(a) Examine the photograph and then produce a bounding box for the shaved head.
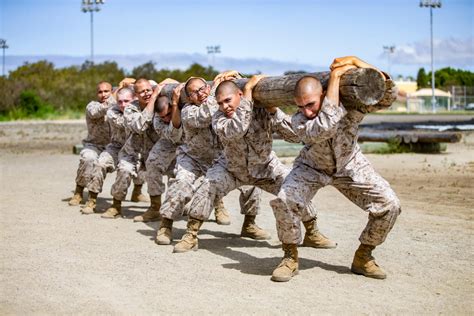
[155,95,170,114]
[215,80,241,98]
[133,78,151,93]
[185,77,207,96]
[96,81,112,103]
[294,76,323,98]
[116,87,134,98]
[293,76,324,119]
[97,81,112,91]
[215,80,243,118]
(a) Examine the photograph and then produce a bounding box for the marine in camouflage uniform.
[156,77,264,246]
[68,82,113,214]
[270,56,401,282]
[173,76,333,253]
[90,88,150,219]
[114,97,160,220]
[108,79,179,222]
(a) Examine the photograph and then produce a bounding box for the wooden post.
[158,68,396,112]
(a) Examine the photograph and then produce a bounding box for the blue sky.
[0,0,473,76]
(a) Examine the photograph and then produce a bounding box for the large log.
[158,68,395,112]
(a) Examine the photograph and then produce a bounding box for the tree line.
[0,60,219,120]
[416,67,474,90]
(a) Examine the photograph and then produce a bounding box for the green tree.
[131,61,158,79]
[416,68,429,88]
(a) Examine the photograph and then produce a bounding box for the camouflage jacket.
[212,97,299,180]
[292,96,365,175]
[180,95,221,164]
[152,114,183,145]
[82,96,115,147]
[106,104,128,149]
[122,102,159,157]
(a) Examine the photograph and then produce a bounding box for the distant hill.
[4,52,325,76]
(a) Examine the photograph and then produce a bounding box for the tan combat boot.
[214,198,231,225]
[173,217,203,253]
[351,244,387,279]
[241,215,271,240]
[101,198,122,219]
[155,218,174,245]
[130,184,149,203]
[302,218,337,248]
[271,243,299,282]
[133,195,161,222]
[80,192,98,214]
[68,185,84,206]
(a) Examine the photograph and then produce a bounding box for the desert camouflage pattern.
[74,97,114,191]
[109,102,158,200]
[75,145,105,192]
[88,104,144,194]
[271,96,401,246]
[180,95,221,164]
[145,117,182,197]
[122,102,159,159]
[188,97,315,222]
[82,97,114,147]
[160,95,261,220]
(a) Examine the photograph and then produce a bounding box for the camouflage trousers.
[110,152,147,201]
[75,144,106,192]
[145,138,177,197]
[188,157,315,222]
[89,144,145,194]
[160,153,261,220]
[271,153,401,246]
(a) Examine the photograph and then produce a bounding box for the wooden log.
[158,68,393,112]
[358,130,462,143]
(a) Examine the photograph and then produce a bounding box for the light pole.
[206,45,221,68]
[420,0,441,113]
[0,39,8,77]
[383,45,395,76]
[81,0,105,63]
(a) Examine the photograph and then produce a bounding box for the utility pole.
[383,45,395,76]
[81,0,105,63]
[0,39,8,77]
[420,0,442,113]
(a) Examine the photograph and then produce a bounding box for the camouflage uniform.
[270,97,401,246]
[160,96,261,220]
[89,104,145,194]
[187,97,315,222]
[144,114,182,197]
[111,102,159,201]
[75,97,113,192]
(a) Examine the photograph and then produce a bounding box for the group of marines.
[68,56,401,282]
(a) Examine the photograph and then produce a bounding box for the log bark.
[158,68,395,112]
[358,130,462,143]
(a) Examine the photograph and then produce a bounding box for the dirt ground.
[0,116,473,314]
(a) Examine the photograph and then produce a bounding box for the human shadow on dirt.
[135,225,279,248]
[203,239,352,276]
[61,195,112,209]
[135,225,350,276]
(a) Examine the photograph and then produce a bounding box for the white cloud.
[382,37,474,67]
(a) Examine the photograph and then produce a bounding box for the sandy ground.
[0,117,473,314]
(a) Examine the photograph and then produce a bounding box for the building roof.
[408,88,452,98]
